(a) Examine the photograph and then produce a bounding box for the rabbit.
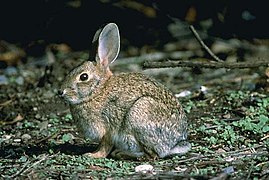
[59,23,191,159]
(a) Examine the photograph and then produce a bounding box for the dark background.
[0,0,268,53]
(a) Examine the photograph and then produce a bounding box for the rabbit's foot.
[84,136,113,158]
[84,151,108,158]
[110,149,144,160]
[171,141,191,154]
[162,141,191,158]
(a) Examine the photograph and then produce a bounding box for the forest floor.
[0,32,269,179]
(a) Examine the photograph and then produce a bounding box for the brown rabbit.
[59,23,190,159]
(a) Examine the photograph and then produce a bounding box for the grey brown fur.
[59,23,190,159]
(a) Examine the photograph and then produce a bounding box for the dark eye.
[80,73,88,81]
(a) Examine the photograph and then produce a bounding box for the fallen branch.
[21,154,52,175]
[144,25,269,69]
[3,160,31,179]
[143,59,269,69]
[156,144,268,167]
[0,113,24,126]
[189,25,223,62]
[2,154,53,179]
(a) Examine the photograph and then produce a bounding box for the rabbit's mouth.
[59,89,83,105]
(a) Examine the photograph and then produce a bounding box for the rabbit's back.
[101,72,184,114]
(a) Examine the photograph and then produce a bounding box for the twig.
[189,25,223,62]
[246,162,255,180]
[143,25,268,70]
[0,99,13,106]
[0,113,24,126]
[224,144,265,154]
[3,160,31,178]
[36,130,60,144]
[21,154,50,174]
[3,153,57,178]
[228,151,268,158]
[158,145,267,167]
[143,59,269,69]
[261,134,269,141]
[195,160,228,166]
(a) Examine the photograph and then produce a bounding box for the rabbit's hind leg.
[111,134,145,160]
[110,149,144,160]
[128,96,189,158]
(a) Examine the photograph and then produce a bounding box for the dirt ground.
[1,36,269,179]
[0,4,269,177]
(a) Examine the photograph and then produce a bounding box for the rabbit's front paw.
[84,151,107,158]
[84,137,113,158]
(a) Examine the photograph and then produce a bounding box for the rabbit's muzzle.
[58,88,82,105]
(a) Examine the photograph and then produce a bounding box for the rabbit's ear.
[97,23,120,67]
[88,28,102,62]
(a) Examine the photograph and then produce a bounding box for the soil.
[0,36,269,179]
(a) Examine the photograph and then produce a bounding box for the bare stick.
[4,160,31,178]
[3,154,58,178]
[189,25,223,62]
[143,59,269,69]
[21,154,50,174]
[156,144,268,167]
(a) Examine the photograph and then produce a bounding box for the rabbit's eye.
[80,73,89,81]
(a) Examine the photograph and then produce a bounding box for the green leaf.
[259,115,269,124]
[262,126,269,133]
[19,156,28,162]
[62,133,73,143]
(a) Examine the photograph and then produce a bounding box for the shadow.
[0,143,97,159]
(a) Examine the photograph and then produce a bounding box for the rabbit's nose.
[58,90,64,96]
